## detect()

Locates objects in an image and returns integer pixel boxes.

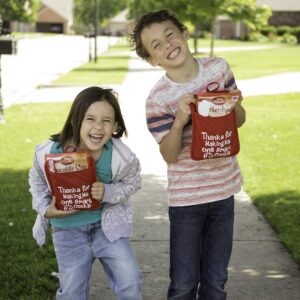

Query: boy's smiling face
[141,20,190,70]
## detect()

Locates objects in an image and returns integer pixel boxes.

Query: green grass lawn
[53,39,300,86]
[52,39,130,85]
[238,92,300,263]
[194,44,300,80]
[216,46,300,79]
[188,37,279,51]
[0,103,71,299]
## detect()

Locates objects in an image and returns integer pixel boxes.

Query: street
[1,35,118,108]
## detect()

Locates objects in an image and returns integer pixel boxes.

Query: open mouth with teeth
[89,134,103,143]
[168,47,180,59]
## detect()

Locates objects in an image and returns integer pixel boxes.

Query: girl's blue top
[49,140,113,229]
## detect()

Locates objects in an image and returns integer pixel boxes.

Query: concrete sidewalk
[87,54,300,299]
[89,179,300,300]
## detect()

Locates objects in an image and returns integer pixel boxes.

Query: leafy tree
[74,0,127,31]
[0,0,39,22]
[128,0,271,56]
[128,0,182,18]
[195,0,271,56]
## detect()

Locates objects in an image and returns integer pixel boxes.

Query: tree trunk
[193,36,198,54]
[210,17,216,57]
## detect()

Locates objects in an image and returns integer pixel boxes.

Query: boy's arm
[235,103,246,128]
[223,59,246,128]
[159,119,184,163]
[159,94,195,163]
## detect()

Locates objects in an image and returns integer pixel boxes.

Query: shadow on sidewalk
[89,174,169,300]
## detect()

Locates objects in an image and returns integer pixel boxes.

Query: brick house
[36,0,73,34]
[107,9,130,36]
[215,0,300,39]
[257,0,300,26]
[10,0,73,34]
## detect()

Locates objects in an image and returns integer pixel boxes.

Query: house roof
[40,0,73,21]
[109,9,129,23]
[257,0,300,11]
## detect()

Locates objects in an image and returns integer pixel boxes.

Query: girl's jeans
[167,196,234,300]
[52,221,142,300]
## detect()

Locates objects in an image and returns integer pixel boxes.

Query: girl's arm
[101,157,142,205]
[29,153,52,217]
[45,196,78,218]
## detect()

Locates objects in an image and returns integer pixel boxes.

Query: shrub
[260,25,277,36]
[267,32,279,42]
[247,31,268,42]
[277,25,293,36]
[279,33,297,45]
[290,26,300,44]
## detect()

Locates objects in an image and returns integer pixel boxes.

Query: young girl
[29,86,142,300]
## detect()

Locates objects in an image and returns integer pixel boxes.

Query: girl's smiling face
[79,100,117,154]
[141,20,189,70]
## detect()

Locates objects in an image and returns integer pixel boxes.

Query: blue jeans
[168,196,234,300]
[52,221,142,300]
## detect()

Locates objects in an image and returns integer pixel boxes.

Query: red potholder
[44,152,99,211]
[189,103,240,160]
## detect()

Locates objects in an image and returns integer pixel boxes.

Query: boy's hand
[45,196,78,218]
[91,181,104,202]
[231,89,243,107]
[175,94,195,128]
[236,89,243,102]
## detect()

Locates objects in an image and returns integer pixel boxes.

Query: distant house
[215,0,300,39]
[107,9,130,36]
[10,0,74,34]
[215,16,248,40]
[36,0,73,34]
[257,0,300,26]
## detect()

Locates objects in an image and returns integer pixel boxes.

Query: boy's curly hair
[128,9,187,59]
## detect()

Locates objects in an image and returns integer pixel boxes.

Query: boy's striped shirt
[146,57,243,206]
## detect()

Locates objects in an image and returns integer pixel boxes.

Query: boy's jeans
[52,221,142,300]
[167,196,234,300]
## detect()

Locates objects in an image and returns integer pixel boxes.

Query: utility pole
[94,0,99,63]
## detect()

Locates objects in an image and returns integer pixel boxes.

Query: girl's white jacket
[29,138,142,247]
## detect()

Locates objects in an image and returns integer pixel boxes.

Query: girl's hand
[45,196,78,218]
[91,181,104,202]
[175,93,195,128]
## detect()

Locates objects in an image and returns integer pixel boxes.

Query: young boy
[129,9,246,300]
